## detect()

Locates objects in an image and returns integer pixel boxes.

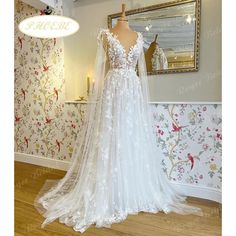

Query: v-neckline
[107,30,140,58]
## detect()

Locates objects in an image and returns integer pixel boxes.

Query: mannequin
[145,34,159,72]
[145,34,168,71]
[108,4,138,55]
[34,3,202,232]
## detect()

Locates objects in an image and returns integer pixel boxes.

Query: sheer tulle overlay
[35,29,203,233]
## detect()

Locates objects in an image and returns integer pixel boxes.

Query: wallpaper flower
[14,1,222,191]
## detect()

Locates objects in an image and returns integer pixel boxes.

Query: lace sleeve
[34,28,108,229]
[138,34,150,104]
[97,29,108,53]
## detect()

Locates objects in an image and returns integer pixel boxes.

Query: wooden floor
[15,161,221,236]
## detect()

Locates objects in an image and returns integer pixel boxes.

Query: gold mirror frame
[108,0,201,74]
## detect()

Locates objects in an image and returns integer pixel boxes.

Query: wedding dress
[151,47,168,70]
[35,28,202,233]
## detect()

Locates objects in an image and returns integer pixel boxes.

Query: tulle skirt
[35,68,202,233]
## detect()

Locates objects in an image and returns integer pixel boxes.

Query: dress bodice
[98,29,144,70]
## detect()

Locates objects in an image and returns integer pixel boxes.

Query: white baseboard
[14,152,70,171]
[15,152,222,203]
[170,182,221,203]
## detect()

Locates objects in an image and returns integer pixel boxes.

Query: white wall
[63,0,221,103]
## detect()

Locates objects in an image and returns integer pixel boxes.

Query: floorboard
[15,161,221,236]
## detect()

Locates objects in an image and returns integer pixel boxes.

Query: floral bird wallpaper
[14,1,222,194]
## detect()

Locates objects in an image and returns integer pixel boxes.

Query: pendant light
[18,6,79,38]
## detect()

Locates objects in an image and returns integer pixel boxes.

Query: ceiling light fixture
[18,6,79,38]
[145,24,152,31]
[186,15,192,24]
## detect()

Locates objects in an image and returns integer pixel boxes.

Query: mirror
[108,0,200,74]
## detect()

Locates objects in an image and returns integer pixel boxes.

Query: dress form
[35,9,203,231]
[145,34,159,72]
[109,4,138,54]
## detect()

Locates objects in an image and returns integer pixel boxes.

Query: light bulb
[19,15,79,38]
[186,15,192,24]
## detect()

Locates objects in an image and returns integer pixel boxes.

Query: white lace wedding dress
[35,28,202,233]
